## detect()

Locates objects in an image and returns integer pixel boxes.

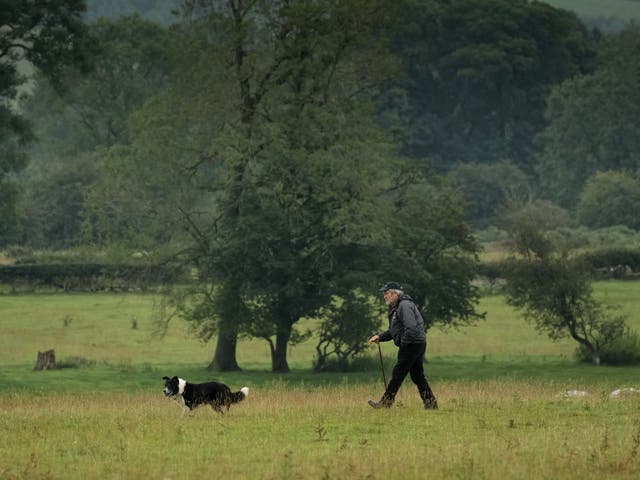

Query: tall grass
[2,284,640,478]
[2,384,640,479]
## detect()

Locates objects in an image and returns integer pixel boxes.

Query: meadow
[2,282,640,479]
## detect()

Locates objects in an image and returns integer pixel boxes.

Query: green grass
[2,385,640,479]
[2,282,640,478]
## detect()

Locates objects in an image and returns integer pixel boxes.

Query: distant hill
[84,0,181,25]
[84,1,640,31]
[544,0,640,31]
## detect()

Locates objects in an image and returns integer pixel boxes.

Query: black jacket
[378,295,426,347]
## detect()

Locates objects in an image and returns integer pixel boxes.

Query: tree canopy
[0,0,90,241]
[536,26,640,207]
[82,0,483,372]
[383,0,594,172]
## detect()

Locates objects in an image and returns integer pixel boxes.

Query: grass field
[2,282,640,479]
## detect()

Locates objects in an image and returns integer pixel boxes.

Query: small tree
[502,206,627,365]
[313,291,383,372]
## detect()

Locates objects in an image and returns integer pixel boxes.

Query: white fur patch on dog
[178,378,186,395]
[241,387,249,398]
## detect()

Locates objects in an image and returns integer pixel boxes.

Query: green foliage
[0,0,90,86]
[475,261,503,282]
[17,152,98,248]
[62,15,171,147]
[385,0,594,171]
[0,178,22,243]
[546,226,640,253]
[313,291,383,372]
[537,26,640,207]
[16,15,172,248]
[577,171,640,230]
[504,255,628,366]
[24,14,171,153]
[109,0,414,372]
[380,182,484,329]
[575,325,640,365]
[0,263,181,292]
[0,0,90,243]
[502,217,631,365]
[449,161,532,228]
[579,248,640,276]
[500,200,572,259]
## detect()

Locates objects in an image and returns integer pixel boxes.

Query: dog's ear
[162,376,170,381]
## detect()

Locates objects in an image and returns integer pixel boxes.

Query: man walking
[368,281,438,409]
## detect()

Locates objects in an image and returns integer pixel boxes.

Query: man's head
[379,281,403,305]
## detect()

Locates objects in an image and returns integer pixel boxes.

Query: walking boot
[368,395,393,409]
[423,397,438,410]
[419,389,438,410]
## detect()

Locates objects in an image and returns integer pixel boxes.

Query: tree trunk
[271,324,292,373]
[569,328,600,366]
[34,349,56,370]
[208,322,241,371]
[206,3,252,374]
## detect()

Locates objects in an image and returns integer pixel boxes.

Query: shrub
[313,291,383,372]
[0,263,184,292]
[476,261,503,281]
[577,171,640,230]
[575,326,640,365]
[579,248,640,277]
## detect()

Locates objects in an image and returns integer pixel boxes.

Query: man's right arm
[370,330,392,343]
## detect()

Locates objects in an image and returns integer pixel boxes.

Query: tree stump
[35,349,56,370]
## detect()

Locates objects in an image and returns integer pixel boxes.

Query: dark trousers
[384,342,435,401]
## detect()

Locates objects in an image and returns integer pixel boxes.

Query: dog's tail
[231,386,249,404]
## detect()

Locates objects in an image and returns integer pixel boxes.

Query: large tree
[382,0,594,173]
[16,15,171,248]
[90,0,399,371]
[181,0,400,372]
[90,0,485,372]
[536,26,640,207]
[0,0,90,242]
[377,180,483,330]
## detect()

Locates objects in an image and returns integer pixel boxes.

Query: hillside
[545,0,640,30]
[82,1,640,29]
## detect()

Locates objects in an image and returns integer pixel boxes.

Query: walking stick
[377,342,388,390]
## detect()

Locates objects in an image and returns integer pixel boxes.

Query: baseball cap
[379,281,402,292]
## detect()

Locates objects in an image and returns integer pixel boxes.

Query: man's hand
[369,334,380,344]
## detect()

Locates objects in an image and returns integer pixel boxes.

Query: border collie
[162,376,249,415]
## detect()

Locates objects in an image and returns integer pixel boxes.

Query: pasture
[2,282,640,479]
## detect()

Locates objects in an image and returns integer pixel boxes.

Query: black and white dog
[162,376,249,415]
